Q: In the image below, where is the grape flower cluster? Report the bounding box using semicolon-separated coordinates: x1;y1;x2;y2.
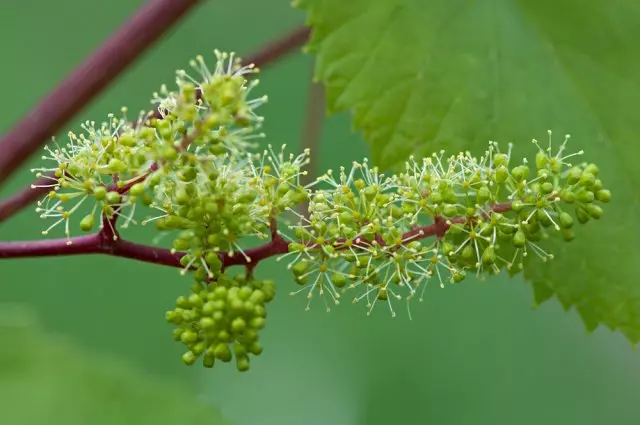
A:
29;48;610;371
166;274;274;371
282;133;610;318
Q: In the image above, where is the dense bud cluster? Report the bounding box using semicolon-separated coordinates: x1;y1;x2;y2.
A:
31;50;268;244
30;48;611;372
166;273;275;371
282;132;610;317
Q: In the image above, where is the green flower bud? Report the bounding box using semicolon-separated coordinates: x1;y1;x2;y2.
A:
181;351;198;366
579;172;596;187
249;317;266;330
166;310;182;325
364;186;377;201
176;295;190;309
567;167;583;185
494;153;508;167
173;238;190;251
93;186;107;201
292;261;309;277
238;286;252;301
576;207;590;224
440;241;455;257
452;270;466;283
561;228;575;242
331;273;347;288
200;317;215;330
482;245;496;265
461;244;474;261
541;182;554;194
535;151;548;170
248;342;263;355
171;328;184;341
79;213;95;232
236;355;250;372
561;190;576;203
108;158;127;173
537;168;551;179
536;209;552;227
428;191;443;205
513;230;526;248
584;163;599;176
590;179;604;191
188;293;203;308
106;191;121;205
129;183;145;197
202;354;215;368
511;165;529;181
192;341;208;355
443;204;458;217
549;157;563;174
205;252;222;273
175;188;191;205
559;212;573;229
214;343;232;362
231;317;246;333
449;223;465;234
577;190;594;203
495;166;508;183
288;242;305;253
595;189;611;203
476;186;491;205
585;204;603;219
202;301;216;316
511;200;524;212
180;330;199;344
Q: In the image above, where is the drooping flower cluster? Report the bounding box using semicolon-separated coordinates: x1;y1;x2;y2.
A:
166;274;275;371
281;132;610;317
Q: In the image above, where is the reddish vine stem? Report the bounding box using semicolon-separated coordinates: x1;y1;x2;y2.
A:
0;201;513;271
0;0;203;188
0;24;311;225
0;232;183;268
242;26;310;70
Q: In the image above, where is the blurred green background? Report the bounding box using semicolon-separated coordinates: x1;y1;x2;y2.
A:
0;0;639;424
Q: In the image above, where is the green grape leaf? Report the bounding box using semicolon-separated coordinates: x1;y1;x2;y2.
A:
296;0;640;342
0;304;229;425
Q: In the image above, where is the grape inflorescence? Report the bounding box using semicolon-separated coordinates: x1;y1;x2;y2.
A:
30;49;610;371
166;274;274;371
282;134;610;318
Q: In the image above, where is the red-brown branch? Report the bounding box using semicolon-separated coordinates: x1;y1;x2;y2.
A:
0;24;311;225
0;0;202;189
243;26;310;69
0;231;184;268
0;201;514;272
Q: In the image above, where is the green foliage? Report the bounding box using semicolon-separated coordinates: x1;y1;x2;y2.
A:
0;304;228;424
295;0;640;342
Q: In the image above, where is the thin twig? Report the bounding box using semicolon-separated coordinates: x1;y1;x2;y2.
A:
0;198;515;269
0;175;50;222
298;62;325;217
243;26;310;69
0;232;184;268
